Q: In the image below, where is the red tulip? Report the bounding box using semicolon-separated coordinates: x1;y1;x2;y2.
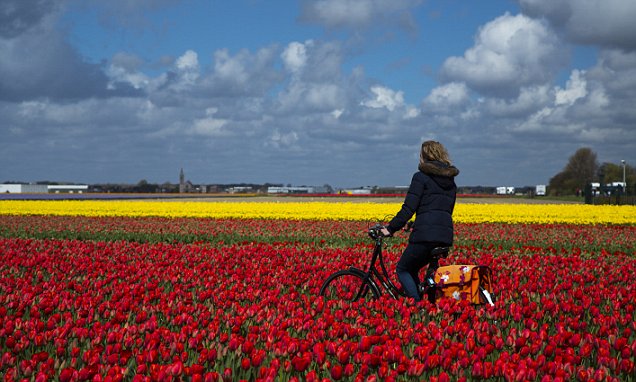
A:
291;354;311;372
59;367;76;382
330;364;343;380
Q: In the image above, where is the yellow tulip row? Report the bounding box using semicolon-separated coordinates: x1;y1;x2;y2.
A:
1;200;635;225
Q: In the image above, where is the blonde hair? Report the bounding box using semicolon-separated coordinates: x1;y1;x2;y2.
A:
419;140;451;167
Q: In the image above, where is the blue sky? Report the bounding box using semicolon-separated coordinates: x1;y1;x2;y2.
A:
1;0;635;188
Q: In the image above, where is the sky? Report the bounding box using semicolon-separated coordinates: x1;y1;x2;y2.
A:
1;0;635;188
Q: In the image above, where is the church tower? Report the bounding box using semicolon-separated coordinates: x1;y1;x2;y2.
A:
179;168;185;193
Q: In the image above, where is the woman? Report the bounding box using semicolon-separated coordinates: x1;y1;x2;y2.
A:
380;141;459;302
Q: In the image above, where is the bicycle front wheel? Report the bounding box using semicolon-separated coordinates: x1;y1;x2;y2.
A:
319;270;380;302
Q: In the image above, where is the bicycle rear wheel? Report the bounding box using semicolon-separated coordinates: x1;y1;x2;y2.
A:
319;270;380;302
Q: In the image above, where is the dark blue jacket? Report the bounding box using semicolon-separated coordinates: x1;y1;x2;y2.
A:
387;161;459;244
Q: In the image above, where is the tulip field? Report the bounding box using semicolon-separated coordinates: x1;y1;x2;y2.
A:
0;200;635;381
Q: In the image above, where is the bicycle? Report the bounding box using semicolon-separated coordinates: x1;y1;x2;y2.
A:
319;223;450;303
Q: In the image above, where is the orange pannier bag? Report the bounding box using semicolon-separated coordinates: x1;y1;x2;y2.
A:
433;265;494;305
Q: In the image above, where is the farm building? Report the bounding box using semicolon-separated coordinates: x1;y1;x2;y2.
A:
0;184;48;193
0;184;89;194
48;185;89;194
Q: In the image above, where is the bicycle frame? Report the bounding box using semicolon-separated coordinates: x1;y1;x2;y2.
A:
345;229;407;300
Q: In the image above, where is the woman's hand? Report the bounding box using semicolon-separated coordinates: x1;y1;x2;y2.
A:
380;226;392;237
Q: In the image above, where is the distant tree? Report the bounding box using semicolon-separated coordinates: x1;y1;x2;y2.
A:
160;182;178;193
598;161;636;193
134;179;158;193
548;147;599;196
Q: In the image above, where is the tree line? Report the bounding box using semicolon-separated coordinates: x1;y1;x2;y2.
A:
548;147;634;196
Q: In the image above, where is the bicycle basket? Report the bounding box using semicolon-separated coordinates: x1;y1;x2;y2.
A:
434;265;494;305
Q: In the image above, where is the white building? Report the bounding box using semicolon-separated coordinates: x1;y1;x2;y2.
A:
0;184;89;194
48;185;89;194
496;186;515;195
267;186;315;194
535;185;546;196
0;184;48;193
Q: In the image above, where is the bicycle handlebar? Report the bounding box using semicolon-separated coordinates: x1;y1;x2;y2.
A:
368;220;413;240
367;224;386;240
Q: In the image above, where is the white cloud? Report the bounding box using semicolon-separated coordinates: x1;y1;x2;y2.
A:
300;0;422;29
107;53;149;90
519;0;636;51
440;13;566;97
2;1;635;188
554;69;586;106
282;41;310;73
509;70;606;134
297;41;344;83
191;117;228;136
176;50;200;84
404;106;420;119
176;50;199;71
587;49;636;97
579;87;609;113
193;47;282;97
361;85;404;111
423;82;469;109
268;129;299;149
213;49;248;84
484;85;551;117
331;109;344;119
279;82;343;112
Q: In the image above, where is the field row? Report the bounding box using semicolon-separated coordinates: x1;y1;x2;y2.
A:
2;200;636;224
0;213;634;381
0;215;634;255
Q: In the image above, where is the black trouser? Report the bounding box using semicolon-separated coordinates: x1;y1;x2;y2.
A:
396;241;444;301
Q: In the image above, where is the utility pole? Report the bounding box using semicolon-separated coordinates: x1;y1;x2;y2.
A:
621;160;626;194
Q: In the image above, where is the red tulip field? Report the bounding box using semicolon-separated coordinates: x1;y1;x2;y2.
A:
0;214;634;381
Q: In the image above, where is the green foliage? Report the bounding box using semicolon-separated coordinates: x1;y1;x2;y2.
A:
549;147;598;196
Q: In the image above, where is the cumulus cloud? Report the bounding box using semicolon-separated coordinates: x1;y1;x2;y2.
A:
282;41;310;73
587;49;636;98
191;115;229;137
299;0;422;32
267;129;300;150
2;1;635;188
278;82;345;113
483;85;551;117
107;52;149;90
554;69;586;106
423;82;469;111
175;50;200;85
0;0;59;38
440;13;567;98
361;86;405;111
0;0;140;102
297;41;344;83
208;47;281;96
519;0;636;51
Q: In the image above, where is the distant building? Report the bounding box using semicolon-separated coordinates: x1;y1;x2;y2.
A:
0;184;88;193
267;186;315;194
0;184;48;193
229;186;255;193
535;185;546;196
496;187;515;195
48;185;88;194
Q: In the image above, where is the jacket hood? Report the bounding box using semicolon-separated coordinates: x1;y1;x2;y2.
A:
419;160;459;190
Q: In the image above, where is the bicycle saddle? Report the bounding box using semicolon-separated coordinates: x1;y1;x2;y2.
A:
431;247;450;258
